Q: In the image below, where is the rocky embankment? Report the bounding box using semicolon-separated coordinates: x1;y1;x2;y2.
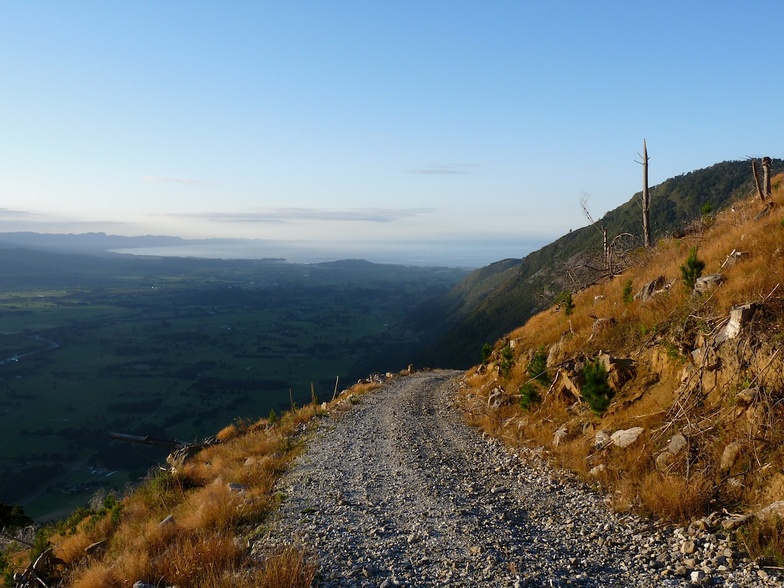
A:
257;371;779;587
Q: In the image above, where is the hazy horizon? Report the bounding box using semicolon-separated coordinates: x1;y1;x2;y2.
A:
112;237;541;268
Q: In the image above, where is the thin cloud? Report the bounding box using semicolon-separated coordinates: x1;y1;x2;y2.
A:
156;207;436;224
0;208;34;217
143;175;201;185
411;163;482;175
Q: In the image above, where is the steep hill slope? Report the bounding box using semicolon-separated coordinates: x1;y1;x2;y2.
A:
461;174;784;563
424;159;784;367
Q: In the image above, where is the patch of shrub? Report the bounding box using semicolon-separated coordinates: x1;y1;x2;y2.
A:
30;527;51;563
526;347;549;384
519;383;540;411
556;291;575;316
581;359;614;415
622;279;634;304
680;247;705;291
481;343;492;365
0;502;32;529
499;345;514;378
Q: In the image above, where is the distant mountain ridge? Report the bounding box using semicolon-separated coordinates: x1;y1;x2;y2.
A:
421;158;784;367
0;232;227;255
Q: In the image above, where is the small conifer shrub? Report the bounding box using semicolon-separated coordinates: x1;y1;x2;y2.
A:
680;247;705;292
499;344;514;378
556;291;575;316
581;358;614;415
481;343;492;365
622;279;634;304
526;347;550;384
519;382;540;411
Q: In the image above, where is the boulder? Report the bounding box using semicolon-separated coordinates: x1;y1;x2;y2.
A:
589;464;606;477
681;540;697;554
715;303;757;344
755;500;784;522
610;427;644;448
736;386;759;406
655;451;675;471
656;433;688;471
693;273;724;295
597;352;635;391
720;441;744;472
668;433;688;455
594;429;611;449
634;275;666;302
721;249;749;268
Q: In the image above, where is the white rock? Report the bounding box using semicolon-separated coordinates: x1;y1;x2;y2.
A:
594;429;611;448
668;433;688;455
690;569;705;583
610;427;644;448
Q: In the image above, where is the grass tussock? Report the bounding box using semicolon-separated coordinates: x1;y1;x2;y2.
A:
28;376;399;588
639;472;714;522
737;516;784;567
253;545;318;588
463;179;784;559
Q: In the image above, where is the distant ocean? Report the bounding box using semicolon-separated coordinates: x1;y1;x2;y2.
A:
110;239;542;268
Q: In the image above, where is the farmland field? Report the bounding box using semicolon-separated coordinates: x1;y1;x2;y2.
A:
0;250;466;520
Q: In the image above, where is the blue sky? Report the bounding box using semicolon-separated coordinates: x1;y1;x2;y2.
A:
1;2;782;265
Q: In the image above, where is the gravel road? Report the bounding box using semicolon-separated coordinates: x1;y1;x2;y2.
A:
259;371;777;587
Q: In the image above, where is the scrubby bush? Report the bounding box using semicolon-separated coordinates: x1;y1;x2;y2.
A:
499;345;514;378
680;247;705;291
556;291;575;316
519;383;540;411
526;347;549;384
581;359;614;415
622;279;634;304
481;343;492;365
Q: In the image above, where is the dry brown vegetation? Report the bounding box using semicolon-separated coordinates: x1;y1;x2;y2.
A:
461;175;784;561
7;380;386;588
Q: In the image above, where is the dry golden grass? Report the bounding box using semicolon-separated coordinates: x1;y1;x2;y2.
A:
639;472;714;522
69;563;115;588
737;516;784;567
464;182;784;534
215;423;240;442
252;545;318;588
153;532;244;588
39;377;401;588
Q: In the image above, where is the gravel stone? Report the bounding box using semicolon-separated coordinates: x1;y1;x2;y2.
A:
255;371;779;587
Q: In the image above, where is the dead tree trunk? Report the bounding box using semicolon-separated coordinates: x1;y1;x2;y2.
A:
641;139;651;247
762;156;772;199
752;159;766;202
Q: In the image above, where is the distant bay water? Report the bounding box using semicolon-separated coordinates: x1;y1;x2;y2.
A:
110;239;542;268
